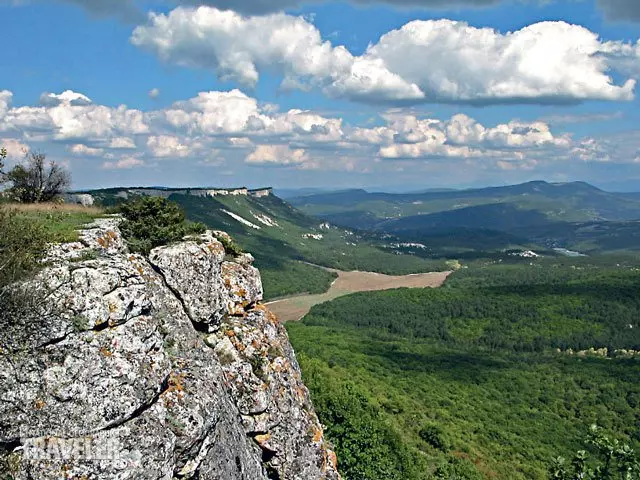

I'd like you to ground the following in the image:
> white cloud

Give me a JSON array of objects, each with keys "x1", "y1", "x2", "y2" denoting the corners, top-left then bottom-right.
[
  {"x1": 148, "y1": 88, "x2": 161, "y2": 99},
  {"x1": 0, "y1": 138, "x2": 29, "y2": 158},
  {"x1": 131, "y1": 7, "x2": 423, "y2": 104},
  {"x1": 599, "y1": 39, "x2": 640, "y2": 77},
  {"x1": 131, "y1": 9, "x2": 638, "y2": 105},
  {"x1": 0, "y1": 87, "x2": 634, "y2": 178},
  {"x1": 0, "y1": 90, "x2": 148, "y2": 142},
  {"x1": 40, "y1": 90, "x2": 92, "y2": 107},
  {"x1": 0, "y1": 91, "x2": 12, "y2": 119},
  {"x1": 571, "y1": 138, "x2": 612, "y2": 162},
  {"x1": 348, "y1": 113, "x2": 572, "y2": 162},
  {"x1": 68, "y1": 144, "x2": 104, "y2": 156},
  {"x1": 246, "y1": 145, "x2": 309, "y2": 165},
  {"x1": 147, "y1": 135, "x2": 191, "y2": 157},
  {"x1": 108, "y1": 137, "x2": 137, "y2": 149},
  {"x1": 361, "y1": 19, "x2": 635, "y2": 103},
  {"x1": 102, "y1": 156, "x2": 144, "y2": 169}
]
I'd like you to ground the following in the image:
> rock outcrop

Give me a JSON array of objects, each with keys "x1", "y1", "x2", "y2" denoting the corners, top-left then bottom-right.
[{"x1": 0, "y1": 218, "x2": 339, "y2": 480}]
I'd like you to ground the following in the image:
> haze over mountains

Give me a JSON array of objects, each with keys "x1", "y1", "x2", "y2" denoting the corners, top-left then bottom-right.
[{"x1": 289, "y1": 180, "x2": 640, "y2": 254}]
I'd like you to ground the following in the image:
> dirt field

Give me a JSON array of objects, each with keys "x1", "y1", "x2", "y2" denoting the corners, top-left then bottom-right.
[{"x1": 267, "y1": 269, "x2": 452, "y2": 322}]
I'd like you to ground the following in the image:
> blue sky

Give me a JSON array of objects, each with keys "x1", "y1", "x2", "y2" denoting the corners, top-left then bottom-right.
[{"x1": 1, "y1": 0, "x2": 640, "y2": 191}]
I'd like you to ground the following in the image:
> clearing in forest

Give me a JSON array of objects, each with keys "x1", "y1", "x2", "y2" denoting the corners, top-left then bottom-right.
[{"x1": 267, "y1": 269, "x2": 451, "y2": 322}]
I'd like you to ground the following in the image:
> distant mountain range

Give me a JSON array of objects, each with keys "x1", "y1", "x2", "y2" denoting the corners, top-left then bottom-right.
[
  {"x1": 85, "y1": 180, "x2": 640, "y2": 264},
  {"x1": 289, "y1": 181, "x2": 640, "y2": 254}
]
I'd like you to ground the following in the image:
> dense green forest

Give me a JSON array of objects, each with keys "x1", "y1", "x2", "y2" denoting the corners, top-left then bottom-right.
[{"x1": 286, "y1": 259, "x2": 640, "y2": 479}]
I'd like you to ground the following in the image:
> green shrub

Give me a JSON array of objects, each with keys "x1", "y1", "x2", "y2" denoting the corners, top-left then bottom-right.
[
  {"x1": 419, "y1": 424, "x2": 449, "y2": 452},
  {"x1": 118, "y1": 197, "x2": 206, "y2": 255},
  {"x1": 0, "y1": 207, "x2": 48, "y2": 291},
  {"x1": 433, "y1": 457, "x2": 483, "y2": 480},
  {"x1": 213, "y1": 233, "x2": 244, "y2": 257}
]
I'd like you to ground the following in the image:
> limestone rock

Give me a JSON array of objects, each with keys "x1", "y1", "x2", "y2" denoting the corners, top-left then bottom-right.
[
  {"x1": 0, "y1": 220, "x2": 339, "y2": 480},
  {"x1": 148, "y1": 232, "x2": 227, "y2": 331}
]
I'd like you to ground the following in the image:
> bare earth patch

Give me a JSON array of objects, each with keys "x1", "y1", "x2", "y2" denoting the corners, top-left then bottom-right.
[{"x1": 267, "y1": 269, "x2": 452, "y2": 322}]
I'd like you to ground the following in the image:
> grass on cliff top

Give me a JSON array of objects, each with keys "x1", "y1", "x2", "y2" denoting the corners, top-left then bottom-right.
[{"x1": 4, "y1": 203, "x2": 103, "y2": 243}]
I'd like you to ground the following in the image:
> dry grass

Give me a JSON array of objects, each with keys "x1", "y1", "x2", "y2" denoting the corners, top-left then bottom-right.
[{"x1": 267, "y1": 269, "x2": 452, "y2": 322}]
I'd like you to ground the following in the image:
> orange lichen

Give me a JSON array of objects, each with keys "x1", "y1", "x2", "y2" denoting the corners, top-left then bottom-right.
[
  {"x1": 327, "y1": 449, "x2": 338, "y2": 470},
  {"x1": 34, "y1": 399, "x2": 46, "y2": 410},
  {"x1": 99, "y1": 346, "x2": 113, "y2": 357},
  {"x1": 163, "y1": 372, "x2": 187, "y2": 407},
  {"x1": 254, "y1": 433, "x2": 271, "y2": 445}
]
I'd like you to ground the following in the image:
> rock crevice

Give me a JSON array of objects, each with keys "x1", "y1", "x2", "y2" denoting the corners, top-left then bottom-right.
[{"x1": 0, "y1": 219, "x2": 339, "y2": 480}]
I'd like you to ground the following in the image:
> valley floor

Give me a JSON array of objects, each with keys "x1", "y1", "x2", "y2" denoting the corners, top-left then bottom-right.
[{"x1": 267, "y1": 268, "x2": 452, "y2": 321}]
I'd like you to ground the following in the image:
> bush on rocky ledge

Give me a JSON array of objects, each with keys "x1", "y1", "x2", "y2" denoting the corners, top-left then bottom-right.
[{"x1": 118, "y1": 196, "x2": 206, "y2": 255}]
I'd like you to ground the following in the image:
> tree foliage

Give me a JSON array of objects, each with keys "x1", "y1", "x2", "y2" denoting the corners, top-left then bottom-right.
[
  {"x1": 550, "y1": 425, "x2": 640, "y2": 480},
  {"x1": 5, "y1": 151, "x2": 71, "y2": 203},
  {"x1": 118, "y1": 196, "x2": 206, "y2": 255},
  {"x1": 287, "y1": 260, "x2": 640, "y2": 480}
]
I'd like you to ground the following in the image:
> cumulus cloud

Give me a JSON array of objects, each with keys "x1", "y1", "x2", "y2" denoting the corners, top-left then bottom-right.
[
  {"x1": 148, "y1": 88, "x2": 161, "y2": 99},
  {"x1": 68, "y1": 144, "x2": 104, "y2": 156},
  {"x1": 131, "y1": 7, "x2": 424, "y2": 103},
  {"x1": 108, "y1": 137, "x2": 137, "y2": 149},
  {"x1": 40, "y1": 90, "x2": 92, "y2": 107},
  {"x1": 147, "y1": 135, "x2": 191, "y2": 157},
  {"x1": 598, "y1": 39, "x2": 640, "y2": 77},
  {"x1": 349, "y1": 112, "x2": 573, "y2": 161},
  {"x1": 246, "y1": 145, "x2": 309, "y2": 165},
  {"x1": 0, "y1": 138, "x2": 29, "y2": 158},
  {"x1": 365, "y1": 20, "x2": 635, "y2": 103},
  {"x1": 131, "y1": 8, "x2": 638, "y2": 105},
  {"x1": 0, "y1": 90, "x2": 148, "y2": 142},
  {"x1": 102, "y1": 156, "x2": 144, "y2": 169},
  {"x1": 0, "y1": 87, "x2": 631, "y2": 176}
]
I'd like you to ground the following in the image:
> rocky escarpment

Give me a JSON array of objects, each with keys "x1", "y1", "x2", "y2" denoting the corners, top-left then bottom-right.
[{"x1": 0, "y1": 218, "x2": 339, "y2": 479}]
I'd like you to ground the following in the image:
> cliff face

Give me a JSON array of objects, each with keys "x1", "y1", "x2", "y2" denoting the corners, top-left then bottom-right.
[{"x1": 0, "y1": 218, "x2": 339, "y2": 480}]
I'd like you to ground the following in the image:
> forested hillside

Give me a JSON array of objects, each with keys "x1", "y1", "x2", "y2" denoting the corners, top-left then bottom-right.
[
  {"x1": 287, "y1": 259, "x2": 640, "y2": 479},
  {"x1": 290, "y1": 181, "x2": 640, "y2": 255}
]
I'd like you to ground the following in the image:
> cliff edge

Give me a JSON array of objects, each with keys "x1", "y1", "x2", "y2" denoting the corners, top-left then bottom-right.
[{"x1": 0, "y1": 218, "x2": 339, "y2": 480}]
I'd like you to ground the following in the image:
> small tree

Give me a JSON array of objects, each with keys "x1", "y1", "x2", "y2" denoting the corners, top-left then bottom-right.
[
  {"x1": 119, "y1": 196, "x2": 206, "y2": 255},
  {"x1": 6, "y1": 151, "x2": 71, "y2": 203},
  {"x1": 550, "y1": 425, "x2": 640, "y2": 480}
]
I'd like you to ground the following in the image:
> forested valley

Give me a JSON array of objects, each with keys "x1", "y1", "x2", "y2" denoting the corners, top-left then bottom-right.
[{"x1": 287, "y1": 258, "x2": 640, "y2": 479}]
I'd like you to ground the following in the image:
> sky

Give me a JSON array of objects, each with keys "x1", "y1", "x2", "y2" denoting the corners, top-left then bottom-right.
[{"x1": 1, "y1": 0, "x2": 640, "y2": 191}]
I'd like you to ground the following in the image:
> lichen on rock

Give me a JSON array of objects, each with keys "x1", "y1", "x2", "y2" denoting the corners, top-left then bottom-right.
[{"x1": 0, "y1": 218, "x2": 339, "y2": 480}]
